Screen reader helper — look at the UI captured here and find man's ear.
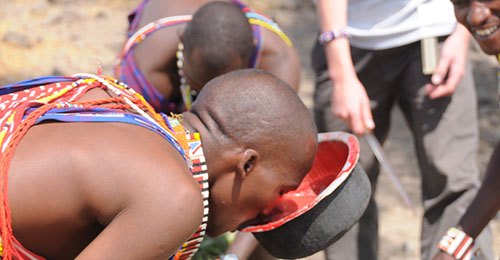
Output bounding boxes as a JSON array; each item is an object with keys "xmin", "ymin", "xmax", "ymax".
[{"xmin": 236, "ymin": 149, "xmax": 259, "ymax": 178}]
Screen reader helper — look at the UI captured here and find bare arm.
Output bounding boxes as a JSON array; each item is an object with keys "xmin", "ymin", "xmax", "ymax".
[
  {"xmin": 76, "ymin": 134, "xmax": 204, "ymax": 259},
  {"xmin": 433, "ymin": 143, "xmax": 500, "ymax": 260},
  {"xmin": 78, "ymin": 178, "xmax": 203, "ymax": 259},
  {"xmin": 459, "ymin": 143, "xmax": 500, "ymax": 238},
  {"xmin": 316, "ymin": 0, "xmax": 374, "ymax": 135},
  {"xmin": 134, "ymin": 27, "xmax": 181, "ymax": 102},
  {"xmin": 78, "ymin": 198, "xmax": 201, "ymax": 259}
]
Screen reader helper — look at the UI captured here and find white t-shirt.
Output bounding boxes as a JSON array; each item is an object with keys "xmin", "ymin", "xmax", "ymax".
[{"xmin": 346, "ymin": 0, "xmax": 457, "ymax": 50}]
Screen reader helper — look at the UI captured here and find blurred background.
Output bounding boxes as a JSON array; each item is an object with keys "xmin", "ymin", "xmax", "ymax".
[{"xmin": 0, "ymin": 0, "xmax": 498, "ymax": 259}]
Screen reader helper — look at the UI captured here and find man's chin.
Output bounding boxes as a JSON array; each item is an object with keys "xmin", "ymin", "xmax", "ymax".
[
  {"xmin": 205, "ymin": 227, "xmax": 217, "ymax": 237},
  {"xmin": 478, "ymin": 43, "xmax": 500, "ymax": 56},
  {"xmin": 205, "ymin": 226, "xmax": 226, "ymax": 238},
  {"xmin": 474, "ymin": 33, "xmax": 500, "ymax": 55}
]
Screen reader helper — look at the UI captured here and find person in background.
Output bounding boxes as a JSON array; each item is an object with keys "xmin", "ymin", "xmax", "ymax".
[
  {"xmin": 312, "ymin": 0, "xmax": 494, "ymax": 259},
  {"xmin": 115, "ymin": 0, "xmax": 300, "ymax": 114},
  {"xmin": 433, "ymin": 1, "xmax": 500, "ymax": 259}
]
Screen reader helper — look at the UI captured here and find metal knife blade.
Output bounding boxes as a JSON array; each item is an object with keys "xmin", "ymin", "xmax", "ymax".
[{"xmin": 364, "ymin": 132, "xmax": 417, "ymax": 216}]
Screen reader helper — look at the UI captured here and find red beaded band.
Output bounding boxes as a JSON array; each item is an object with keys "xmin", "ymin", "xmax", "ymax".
[{"xmin": 437, "ymin": 227, "xmax": 474, "ymax": 260}]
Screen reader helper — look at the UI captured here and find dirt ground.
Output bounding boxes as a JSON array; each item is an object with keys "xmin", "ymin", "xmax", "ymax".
[{"xmin": 0, "ymin": 0, "xmax": 498, "ymax": 259}]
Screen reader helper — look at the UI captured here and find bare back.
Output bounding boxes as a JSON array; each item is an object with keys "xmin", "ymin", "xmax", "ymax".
[
  {"xmin": 133, "ymin": 0, "xmax": 212, "ymax": 102},
  {"xmin": 7, "ymin": 89, "xmax": 204, "ymax": 259}
]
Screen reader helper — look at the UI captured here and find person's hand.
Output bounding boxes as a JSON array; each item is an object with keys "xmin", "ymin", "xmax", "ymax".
[
  {"xmin": 432, "ymin": 251, "xmax": 455, "ymax": 260},
  {"xmin": 426, "ymin": 24, "xmax": 471, "ymax": 99},
  {"xmin": 331, "ymin": 75, "xmax": 375, "ymax": 135}
]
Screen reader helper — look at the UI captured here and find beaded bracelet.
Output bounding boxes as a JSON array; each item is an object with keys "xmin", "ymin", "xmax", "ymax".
[
  {"xmin": 437, "ymin": 227, "xmax": 474, "ymax": 260},
  {"xmin": 318, "ymin": 29, "xmax": 350, "ymax": 45}
]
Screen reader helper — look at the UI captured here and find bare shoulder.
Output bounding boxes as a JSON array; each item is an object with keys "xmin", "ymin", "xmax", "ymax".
[
  {"xmin": 260, "ymin": 26, "xmax": 294, "ymax": 55},
  {"xmin": 74, "ymin": 122, "xmax": 204, "ymax": 225},
  {"xmin": 76, "ymin": 122, "xmax": 205, "ymax": 258},
  {"xmin": 259, "ymin": 28, "xmax": 298, "ymax": 67},
  {"xmin": 259, "ymin": 27, "xmax": 301, "ymax": 90}
]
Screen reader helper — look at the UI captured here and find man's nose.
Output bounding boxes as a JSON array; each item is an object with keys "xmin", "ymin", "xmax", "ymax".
[{"xmin": 466, "ymin": 2, "xmax": 491, "ymax": 26}]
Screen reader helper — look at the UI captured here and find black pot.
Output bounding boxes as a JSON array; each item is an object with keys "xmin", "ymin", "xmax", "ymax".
[{"xmin": 241, "ymin": 132, "xmax": 371, "ymax": 259}]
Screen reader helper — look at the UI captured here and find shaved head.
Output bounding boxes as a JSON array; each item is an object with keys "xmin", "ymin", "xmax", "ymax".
[
  {"xmin": 189, "ymin": 69, "xmax": 317, "ymax": 236},
  {"xmin": 183, "ymin": 1, "xmax": 254, "ymax": 81},
  {"xmin": 192, "ymin": 69, "xmax": 317, "ymax": 160}
]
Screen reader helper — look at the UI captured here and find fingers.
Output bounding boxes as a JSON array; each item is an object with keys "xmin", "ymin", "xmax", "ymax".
[
  {"xmin": 330, "ymin": 80, "xmax": 375, "ymax": 135},
  {"xmin": 426, "ymin": 81, "xmax": 453, "ymax": 99},
  {"xmin": 350, "ymin": 111, "xmax": 365, "ymax": 135},
  {"xmin": 353, "ymin": 95, "xmax": 374, "ymax": 135},
  {"xmin": 431, "ymin": 52, "xmax": 451, "ymax": 86},
  {"xmin": 334, "ymin": 97, "xmax": 374, "ymax": 135},
  {"xmin": 362, "ymin": 100, "xmax": 375, "ymax": 131},
  {"xmin": 426, "ymin": 57, "xmax": 463, "ymax": 99},
  {"xmin": 439, "ymin": 61, "xmax": 463, "ymax": 94}
]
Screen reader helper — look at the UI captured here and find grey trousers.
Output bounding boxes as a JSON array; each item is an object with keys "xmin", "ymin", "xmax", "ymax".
[{"xmin": 311, "ymin": 38, "xmax": 494, "ymax": 260}]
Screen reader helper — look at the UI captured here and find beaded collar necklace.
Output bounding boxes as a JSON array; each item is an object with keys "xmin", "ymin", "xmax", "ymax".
[
  {"xmin": 168, "ymin": 117, "xmax": 209, "ymax": 260},
  {"xmin": 176, "ymin": 43, "xmax": 196, "ymax": 110}
]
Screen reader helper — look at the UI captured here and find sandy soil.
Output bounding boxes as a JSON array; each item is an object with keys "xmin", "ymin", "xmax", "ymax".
[{"xmin": 0, "ymin": 0, "xmax": 498, "ymax": 259}]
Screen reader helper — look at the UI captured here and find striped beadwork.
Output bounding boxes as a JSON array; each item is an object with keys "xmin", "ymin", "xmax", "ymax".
[
  {"xmin": 170, "ymin": 129, "xmax": 209, "ymax": 260},
  {"xmin": 437, "ymin": 227, "xmax": 474, "ymax": 260}
]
